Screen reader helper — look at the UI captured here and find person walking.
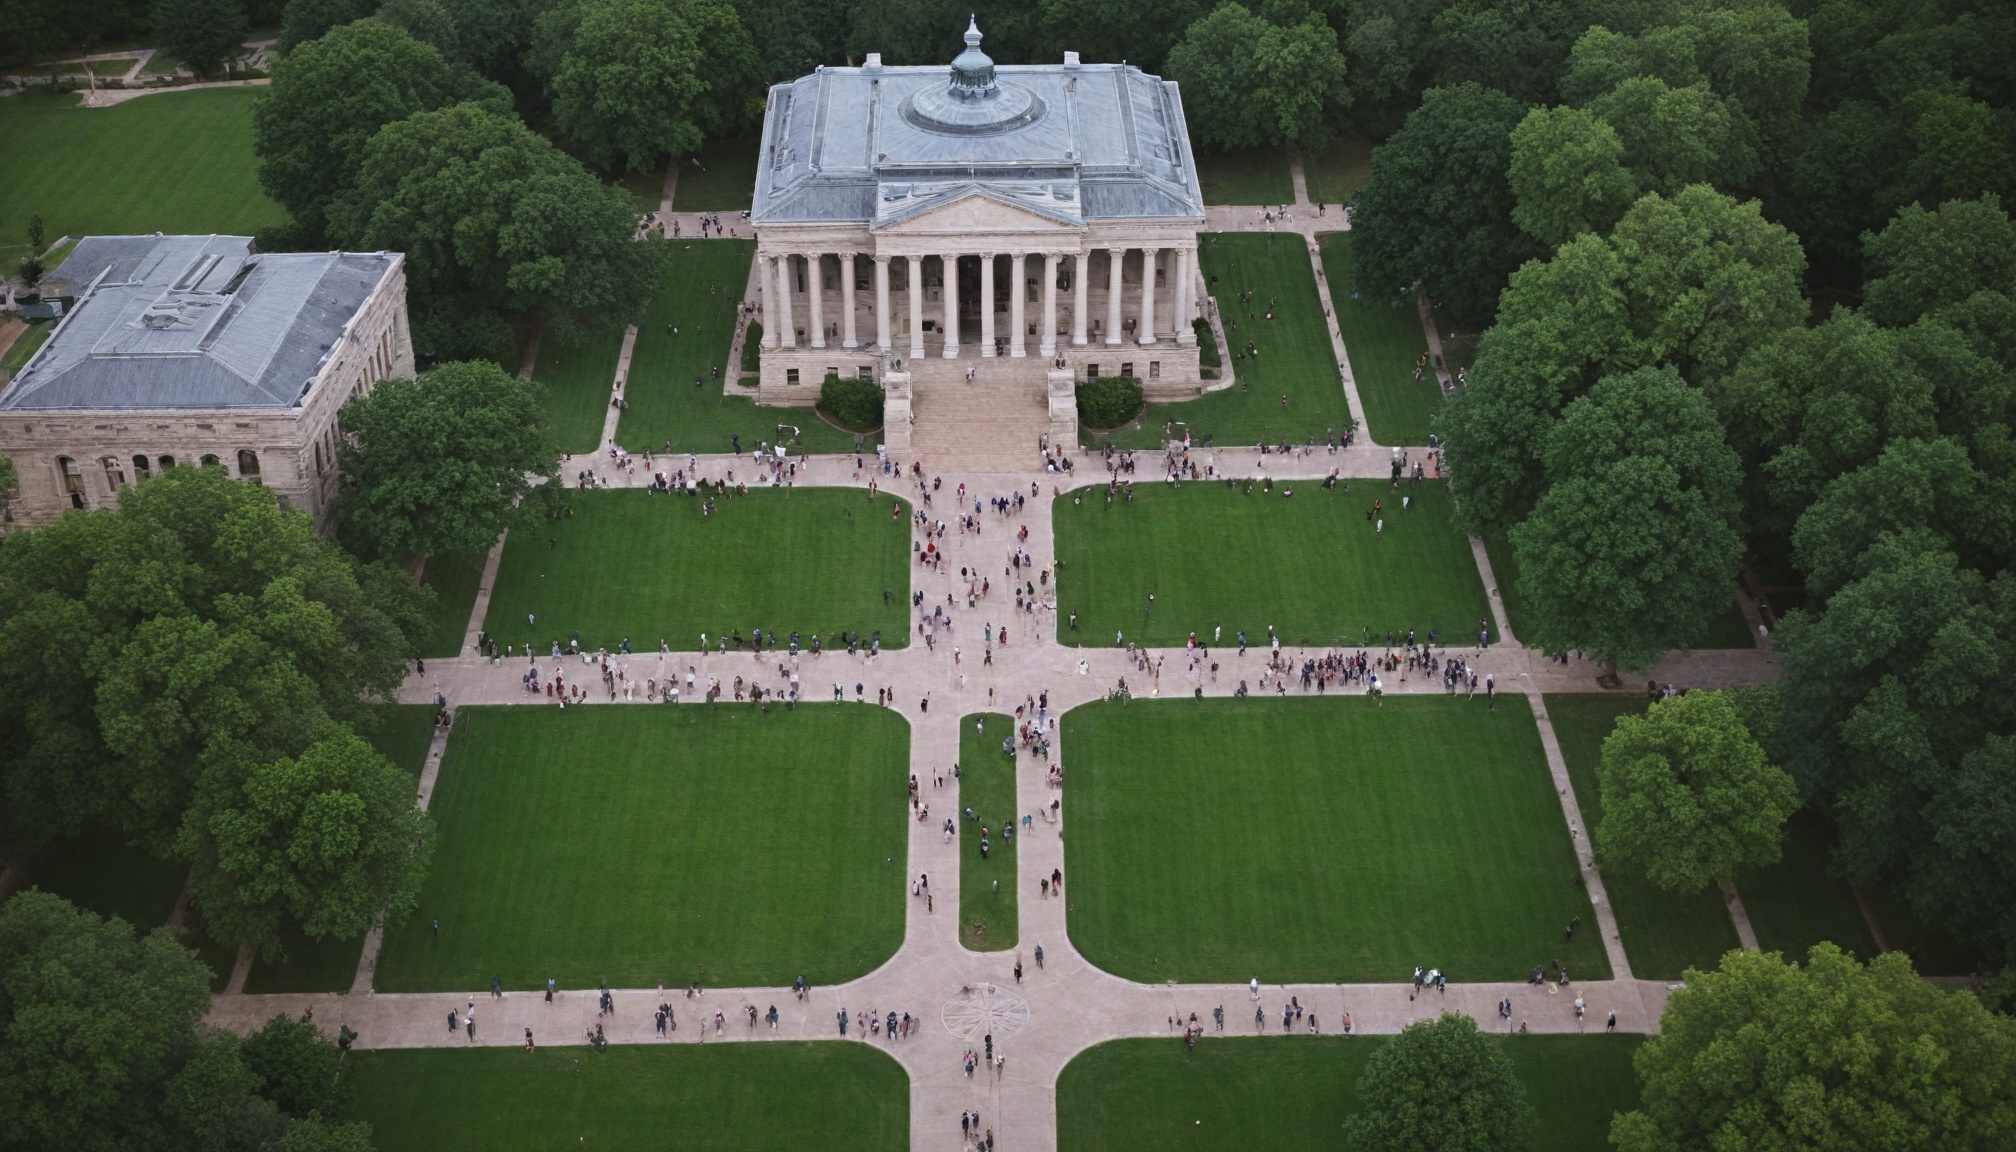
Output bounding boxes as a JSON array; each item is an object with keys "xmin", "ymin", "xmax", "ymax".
[{"xmin": 524, "ymin": 1028, "xmax": 535, "ymax": 1053}]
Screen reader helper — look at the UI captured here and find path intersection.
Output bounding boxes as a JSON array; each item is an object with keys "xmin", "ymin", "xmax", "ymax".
[{"xmin": 205, "ymin": 158, "xmax": 1778, "ymax": 1151}]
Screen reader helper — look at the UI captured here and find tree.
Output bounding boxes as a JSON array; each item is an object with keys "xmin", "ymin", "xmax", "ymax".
[
  {"xmin": 240, "ymin": 1013, "xmax": 349, "ymax": 1119},
  {"xmin": 1594, "ymin": 690, "xmax": 1797, "ymax": 892},
  {"xmin": 1859, "ymin": 195, "xmax": 2016, "ymax": 329},
  {"xmin": 1585, "ymin": 77, "xmax": 1759, "ymax": 196},
  {"xmin": 335, "ymin": 361, "xmax": 558, "ymax": 560},
  {"xmin": 375, "ymin": 0, "xmax": 463, "ymax": 61},
  {"xmin": 0, "ymin": 892, "xmax": 216, "ymax": 1152},
  {"xmin": 277, "ymin": 0, "xmax": 359, "ymax": 53},
  {"xmin": 1509, "ymin": 366, "xmax": 1744, "ymax": 671},
  {"xmin": 1348, "ymin": 82, "xmax": 1537, "ymax": 324},
  {"xmin": 542, "ymin": 0, "xmax": 759, "ymax": 173},
  {"xmin": 1508, "ymin": 105, "xmax": 1637, "ymax": 248},
  {"xmin": 1345, "ymin": 1012, "xmax": 1530, "ymax": 1152},
  {"xmin": 1036, "ymin": 0, "xmax": 1209, "ymax": 77},
  {"xmin": 151, "ymin": 0, "xmax": 249, "ymax": 77},
  {"xmin": 0, "ymin": 456, "xmax": 16, "ymax": 524},
  {"xmin": 253, "ymin": 19, "xmax": 505, "ymax": 246},
  {"xmin": 1165, "ymin": 2, "xmax": 1349, "ymax": 153},
  {"xmin": 1613, "ymin": 945, "xmax": 2016, "ymax": 1152},
  {"xmin": 329, "ymin": 102, "xmax": 667, "ymax": 361}
]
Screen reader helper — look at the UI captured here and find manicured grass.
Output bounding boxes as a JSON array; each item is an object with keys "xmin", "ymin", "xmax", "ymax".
[
  {"xmin": 1053, "ymin": 480, "xmax": 1494, "ymax": 649},
  {"xmin": 373, "ymin": 704, "xmax": 908, "ymax": 990},
  {"xmin": 1860, "ymin": 885, "xmax": 1982, "ymax": 977},
  {"xmin": 959, "ymin": 712, "xmax": 1017, "ymax": 951},
  {"xmin": 1545, "ymin": 694, "xmax": 1741, "ymax": 980},
  {"xmin": 1739, "ymin": 809, "xmax": 1879, "ymax": 961},
  {"xmin": 1489, "ymin": 533, "xmax": 1756, "ymax": 653},
  {"xmin": 418, "ymin": 550, "xmax": 487, "ymax": 659},
  {"xmin": 618, "ymin": 241, "xmax": 855, "ymax": 455},
  {"xmin": 1, "ymin": 319, "xmax": 53, "ymax": 381},
  {"xmin": 26, "ymin": 832, "xmax": 234, "ymax": 990},
  {"xmin": 672, "ymin": 137, "xmax": 760, "ymax": 212},
  {"xmin": 1064, "ymin": 696, "xmax": 1609, "ymax": 983},
  {"xmin": 1059, "ymin": 1034, "xmax": 1642, "ymax": 1152},
  {"xmin": 1304, "ymin": 133, "xmax": 1375, "ymax": 205},
  {"xmin": 1318, "ymin": 232, "xmax": 1440, "ymax": 445},
  {"xmin": 614, "ymin": 167, "xmax": 664, "ymax": 215},
  {"xmin": 348, "ymin": 1043, "xmax": 907, "ymax": 1152},
  {"xmin": 482, "ymin": 487, "xmax": 910, "ymax": 655},
  {"xmin": 1194, "ymin": 147, "xmax": 1294, "ymax": 205},
  {"xmin": 244, "ymin": 704, "xmax": 441, "ymax": 993},
  {"xmin": 529, "ymin": 323, "xmax": 624, "ymax": 455},
  {"xmin": 0, "ymin": 88, "xmax": 284, "ymax": 245},
  {"xmin": 1099, "ymin": 234, "xmax": 1349, "ymax": 449}
]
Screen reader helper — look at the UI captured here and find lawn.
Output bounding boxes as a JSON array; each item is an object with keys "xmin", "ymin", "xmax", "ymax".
[
  {"xmin": 27, "ymin": 833, "xmax": 231, "ymax": 990},
  {"xmin": 1063, "ymin": 696, "xmax": 1609, "ymax": 984},
  {"xmin": 614, "ymin": 167, "xmax": 664, "ymax": 216},
  {"xmin": 372, "ymin": 704, "xmax": 908, "ymax": 990},
  {"xmin": 1098, "ymin": 233, "xmax": 1350, "ymax": 449},
  {"xmin": 959, "ymin": 712, "xmax": 1017, "ymax": 951},
  {"xmin": 1859, "ymin": 885, "xmax": 1981, "ymax": 977},
  {"xmin": 347, "ymin": 1043, "xmax": 906, "ymax": 1152},
  {"xmin": 672, "ymin": 137, "xmax": 760, "ymax": 212},
  {"xmin": 1318, "ymin": 233, "xmax": 1440, "ymax": 445},
  {"xmin": 1738, "ymin": 808, "xmax": 1880, "ymax": 962},
  {"xmin": 417, "ymin": 550, "xmax": 487, "ymax": 659},
  {"xmin": 244, "ymin": 704, "xmax": 441, "ymax": 993},
  {"xmin": 1059, "ymin": 1034, "xmax": 1643, "ymax": 1152},
  {"xmin": 1304, "ymin": 133, "xmax": 1375, "ymax": 206},
  {"xmin": 1053, "ymin": 480, "xmax": 1494, "ymax": 649},
  {"xmin": 1545, "ymin": 694, "xmax": 1741, "ymax": 980},
  {"xmin": 618, "ymin": 241, "xmax": 855, "ymax": 455},
  {"xmin": 482, "ymin": 487, "xmax": 910, "ymax": 656},
  {"xmin": 2, "ymin": 319, "xmax": 53, "ymax": 382},
  {"xmin": 0, "ymin": 88, "xmax": 284, "ymax": 246},
  {"xmin": 529, "ymin": 322, "xmax": 625, "ymax": 455},
  {"xmin": 1193, "ymin": 147, "xmax": 1294, "ymax": 205},
  {"xmin": 1487, "ymin": 534, "xmax": 1754, "ymax": 653}
]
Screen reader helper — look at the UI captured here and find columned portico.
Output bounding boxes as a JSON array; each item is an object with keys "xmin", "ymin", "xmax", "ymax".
[
  {"xmin": 1138, "ymin": 247, "xmax": 1159, "ymax": 345},
  {"xmin": 1104, "ymin": 247, "xmax": 1124, "ymax": 347},
  {"xmin": 809, "ymin": 253, "xmax": 826, "ymax": 348},
  {"xmin": 842, "ymin": 254, "xmax": 859, "ymax": 348},
  {"xmin": 907, "ymin": 256, "xmax": 926, "ymax": 360},
  {"xmin": 1009, "ymin": 254, "xmax": 1027, "ymax": 358},
  {"xmin": 1039, "ymin": 253, "xmax": 1060, "ymax": 357},
  {"xmin": 979, "ymin": 254, "xmax": 996, "ymax": 356}
]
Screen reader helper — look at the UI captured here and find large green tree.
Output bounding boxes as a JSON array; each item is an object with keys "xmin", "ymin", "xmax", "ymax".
[
  {"xmin": 1345, "ymin": 1012, "xmax": 1530, "ymax": 1152},
  {"xmin": 1595, "ymin": 690, "xmax": 1797, "ymax": 892},
  {"xmin": 328, "ymin": 102, "xmax": 668, "ymax": 361},
  {"xmin": 277, "ymin": 0, "xmax": 360, "ymax": 53},
  {"xmin": 335, "ymin": 360, "xmax": 558, "ymax": 560},
  {"xmin": 1347, "ymin": 82, "xmax": 1537, "ymax": 324},
  {"xmin": 1584, "ymin": 76, "xmax": 1759, "ymax": 196},
  {"xmin": 254, "ymin": 19, "xmax": 507, "ymax": 247},
  {"xmin": 1510, "ymin": 366, "xmax": 1745, "ymax": 670},
  {"xmin": 1165, "ymin": 2, "xmax": 1349, "ymax": 153},
  {"xmin": 1613, "ymin": 945, "xmax": 2016, "ymax": 1152},
  {"xmin": 1036, "ymin": 0, "xmax": 1208, "ymax": 76},
  {"xmin": 1507, "ymin": 104, "xmax": 1637, "ymax": 248},
  {"xmin": 151, "ymin": 0, "xmax": 249, "ymax": 77},
  {"xmin": 1859, "ymin": 195, "xmax": 2016, "ymax": 330},
  {"xmin": 541, "ymin": 0, "xmax": 760, "ymax": 173}
]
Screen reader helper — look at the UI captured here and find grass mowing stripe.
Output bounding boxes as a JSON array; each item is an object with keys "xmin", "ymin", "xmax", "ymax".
[
  {"xmin": 1317, "ymin": 232, "xmax": 1441, "ymax": 445},
  {"xmin": 1194, "ymin": 148, "xmax": 1295, "ymax": 205},
  {"xmin": 1064, "ymin": 696, "xmax": 1609, "ymax": 984},
  {"xmin": 373, "ymin": 704, "xmax": 907, "ymax": 990},
  {"xmin": 348, "ymin": 1042, "xmax": 907, "ymax": 1152},
  {"xmin": 481, "ymin": 487, "xmax": 911, "ymax": 656},
  {"xmin": 959, "ymin": 712, "xmax": 1017, "ymax": 950},
  {"xmin": 1054, "ymin": 480, "xmax": 1494, "ymax": 649},
  {"xmin": 529, "ymin": 322, "xmax": 626, "ymax": 455},
  {"xmin": 1738, "ymin": 808, "xmax": 1879, "ymax": 961},
  {"xmin": 671, "ymin": 138, "xmax": 760, "ymax": 212},
  {"xmin": 1058, "ymin": 1034, "xmax": 1642, "ymax": 1152},
  {"xmin": 417, "ymin": 550, "xmax": 487, "ymax": 659},
  {"xmin": 1545, "ymin": 694, "xmax": 1740, "ymax": 980}
]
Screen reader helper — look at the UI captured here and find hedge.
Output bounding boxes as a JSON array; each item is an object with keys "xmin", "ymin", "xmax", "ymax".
[
  {"xmin": 1078, "ymin": 376, "xmax": 1144, "ymax": 429},
  {"xmin": 819, "ymin": 373, "xmax": 884, "ymax": 432}
]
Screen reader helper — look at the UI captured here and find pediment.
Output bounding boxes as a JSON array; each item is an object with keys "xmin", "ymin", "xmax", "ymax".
[{"xmin": 875, "ymin": 185, "xmax": 1085, "ymax": 233}]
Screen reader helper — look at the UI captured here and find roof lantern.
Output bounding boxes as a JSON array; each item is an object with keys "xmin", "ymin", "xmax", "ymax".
[{"xmin": 949, "ymin": 16, "xmax": 997, "ymax": 99}]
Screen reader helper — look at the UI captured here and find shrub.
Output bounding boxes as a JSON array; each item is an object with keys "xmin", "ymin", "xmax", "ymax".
[
  {"xmin": 819, "ymin": 373, "xmax": 883, "ymax": 431},
  {"xmin": 1193, "ymin": 317, "xmax": 1220, "ymax": 367},
  {"xmin": 740, "ymin": 323, "xmax": 762, "ymax": 372},
  {"xmin": 1078, "ymin": 376, "xmax": 1144, "ymax": 429}
]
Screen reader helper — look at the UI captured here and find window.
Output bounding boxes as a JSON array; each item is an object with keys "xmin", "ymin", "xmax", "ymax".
[
  {"xmin": 132, "ymin": 455, "xmax": 151, "ymax": 481},
  {"xmin": 858, "ymin": 366, "xmax": 873, "ymax": 381},
  {"xmin": 1087, "ymin": 364, "xmax": 1100, "ymax": 380},
  {"xmin": 158, "ymin": 455, "xmax": 175, "ymax": 469},
  {"xmin": 786, "ymin": 368, "xmax": 801, "ymax": 386},
  {"xmin": 237, "ymin": 450, "xmax": 261, "ymax": 482},
  {"xmin": 826, "ymin": 366, "xmax": 838, "ymax": 379},
  {"xmin": 57, "ymin": 457, "xmax": 84, "ymax": 508},
  {"xmin": 200, "ymin": 454, "xmax": 221, "ymax": 468},
  {"xmin": 1121, "ymin": 362, "xmax": 1134, "ymax": 378},
  {"xmin": 1149, "ymin": 361, "xmax": 1161, "ymax": 379},
  {"xmin": 101, "ymin": 456, "xmax": 126, "ymax": 490}
]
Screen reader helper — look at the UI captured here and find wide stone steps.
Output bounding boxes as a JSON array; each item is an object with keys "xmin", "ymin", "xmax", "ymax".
[{"xmin": 908, "ymin": 374, "xmax": 1049, "ymax": 473}]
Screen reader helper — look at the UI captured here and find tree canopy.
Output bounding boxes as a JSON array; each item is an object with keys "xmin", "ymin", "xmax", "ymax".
[
  {"xmin": 151, "ymin": 0, "xmax": 250, "ymax": 78},
  {"xmin": 335, "ymin": 360, "xmax": 559, "ymax": 560},
  {"xmin": 1614, "ymin": 945, "xmax": 2016, "ymax": 1152},
  {"xmin": 1345, "ymin": 1011, "xmax": 1531, "ymax": 1152},
  {"xmin": 1165, "ymin": 2, "xmax": 1350, "ymax": 153},
  {"xmin": 1508, "ymin": 104, "xmax": 1637, "ymax": 249}
]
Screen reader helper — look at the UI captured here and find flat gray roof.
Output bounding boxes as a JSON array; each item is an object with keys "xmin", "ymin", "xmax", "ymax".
[
  {"xmin": 753, "ymin": 24, "xmax": 1205, "ymax": 229},
  {"xmin": 2, "ymin": 235, "xmax": 397, "ymax": 411}
]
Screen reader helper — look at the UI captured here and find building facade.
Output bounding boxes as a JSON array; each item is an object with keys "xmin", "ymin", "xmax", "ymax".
[
  {"xmin": 0, "ymin": 235, "xmax": 412, "ymax": 529},
  {"xmin": 749, "ymin": 21, "xmax": 1208, "ymax": 403}
]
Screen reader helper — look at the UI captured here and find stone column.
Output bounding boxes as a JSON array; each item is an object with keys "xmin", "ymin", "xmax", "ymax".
[
  {"xmin": 775, "ymin": 254, "xmax": 797, "ymax": 348},
  {"xmin": 1040, "ymin": 252, "xmax": 1060, "ymax": 357},
  {"xmin": 979, "ymin": 253, "xmax": 996, "ymax": 357},
  {"xmin": 1105, "ymin": 247, "xmax": 1125, "ymax": 346},
  {"xmin": 907, "ymin": 256, "xmax": 926, "ymax": 361},
  {"xmin": 808, "ymin": 253, "xmax": 826, "ymax": 349},
  {"xmin": 842, "ymin": 253, "xmax": 858, "ymax": 349},
  {"xmin": 1176, "ymin": 246, "xmax": 1197, "ymax": 346},
  {"xmin": 874, "ymin": 255, "xmax": 891, "ymax": 353},
  {"xmin": 1138, "ymin": 247, "xmax": 1160, "ymax": 345},
  {"xmin": 941, "ymin": 254, "xmax": 959, "ymax": 359},
  {"xmin": 1009, "ymin": 253, "xmax": 1026, "ymax": 358},
  {"xmin": 1071, "ymin": 252, "xmax": 1088, "ymax": 345},
  {"xmin": 760, "ymin": 254, "xmax": 779, "ymax": 348}
]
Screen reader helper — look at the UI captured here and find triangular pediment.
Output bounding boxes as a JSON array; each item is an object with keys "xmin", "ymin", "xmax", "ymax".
[{"xmin": 874, "ymin": 185, "xmax": 1085, "ymax": 233}]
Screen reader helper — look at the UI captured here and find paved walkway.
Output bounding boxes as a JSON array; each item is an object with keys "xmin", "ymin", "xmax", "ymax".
[{"xmin": 196, "ymin": 162, "xmax": 1783, "ymax": 1150}]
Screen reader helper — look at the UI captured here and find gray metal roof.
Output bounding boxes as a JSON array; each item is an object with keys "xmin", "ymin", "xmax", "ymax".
[
  {"xmin": 752, "ymin": 23, "xmax": 1205, "ymax": 229},
  {"xmin": 1, "ymin": 235, "xmax": 397, "ymax": 411}
]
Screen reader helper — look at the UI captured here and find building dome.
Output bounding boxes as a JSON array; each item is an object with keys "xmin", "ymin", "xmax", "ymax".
[
  {"xmin": 902, "ymin": 17, "xmax": 1046, "ymax": 136},
  {"xmin": 948, "ymin": 16, "xmax": 997, "ymax": 98}
]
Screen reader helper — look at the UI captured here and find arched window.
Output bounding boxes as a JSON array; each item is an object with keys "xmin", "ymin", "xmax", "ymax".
[
  {"xmin": 100, "ymin": 456, "xmax": 126, "ymax": 490},
  {"xmin": 57, "ymin": 457, "xmax": 84, "ymax": 508},
  {"xmin": 158, "ymin": 455, "xmax": 175, "ymax": 469},
  {"xmin": 133, "ymin": 455, "xmax": 151, "ymax": 481},
  {"xmin": 237, "ymin": 450, "xmax": 261, "ymax": 483},
  {"xmin": 200, "ymin": 454, "xmax": 221, "ymax": 468}
]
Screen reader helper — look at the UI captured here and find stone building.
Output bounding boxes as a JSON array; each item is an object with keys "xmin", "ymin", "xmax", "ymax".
[
  {"xmin": 0, "ymin": 234, "xmax": 412, "ymax": 529},
  {"xmin": 749, "ymin": 20, "xmax": 1208, "ymax": 461}
]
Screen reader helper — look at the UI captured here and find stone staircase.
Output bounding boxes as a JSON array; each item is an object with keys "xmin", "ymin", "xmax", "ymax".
[{"xmin": 905, "ymin": 359, "xmax": 1051, "ymax": 473}]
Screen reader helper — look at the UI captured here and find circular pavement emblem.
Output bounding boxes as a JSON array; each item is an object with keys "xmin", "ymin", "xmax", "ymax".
[{"xmin": 942, "ymin": 984, "xmax": 1030, "ymax": 1042}]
